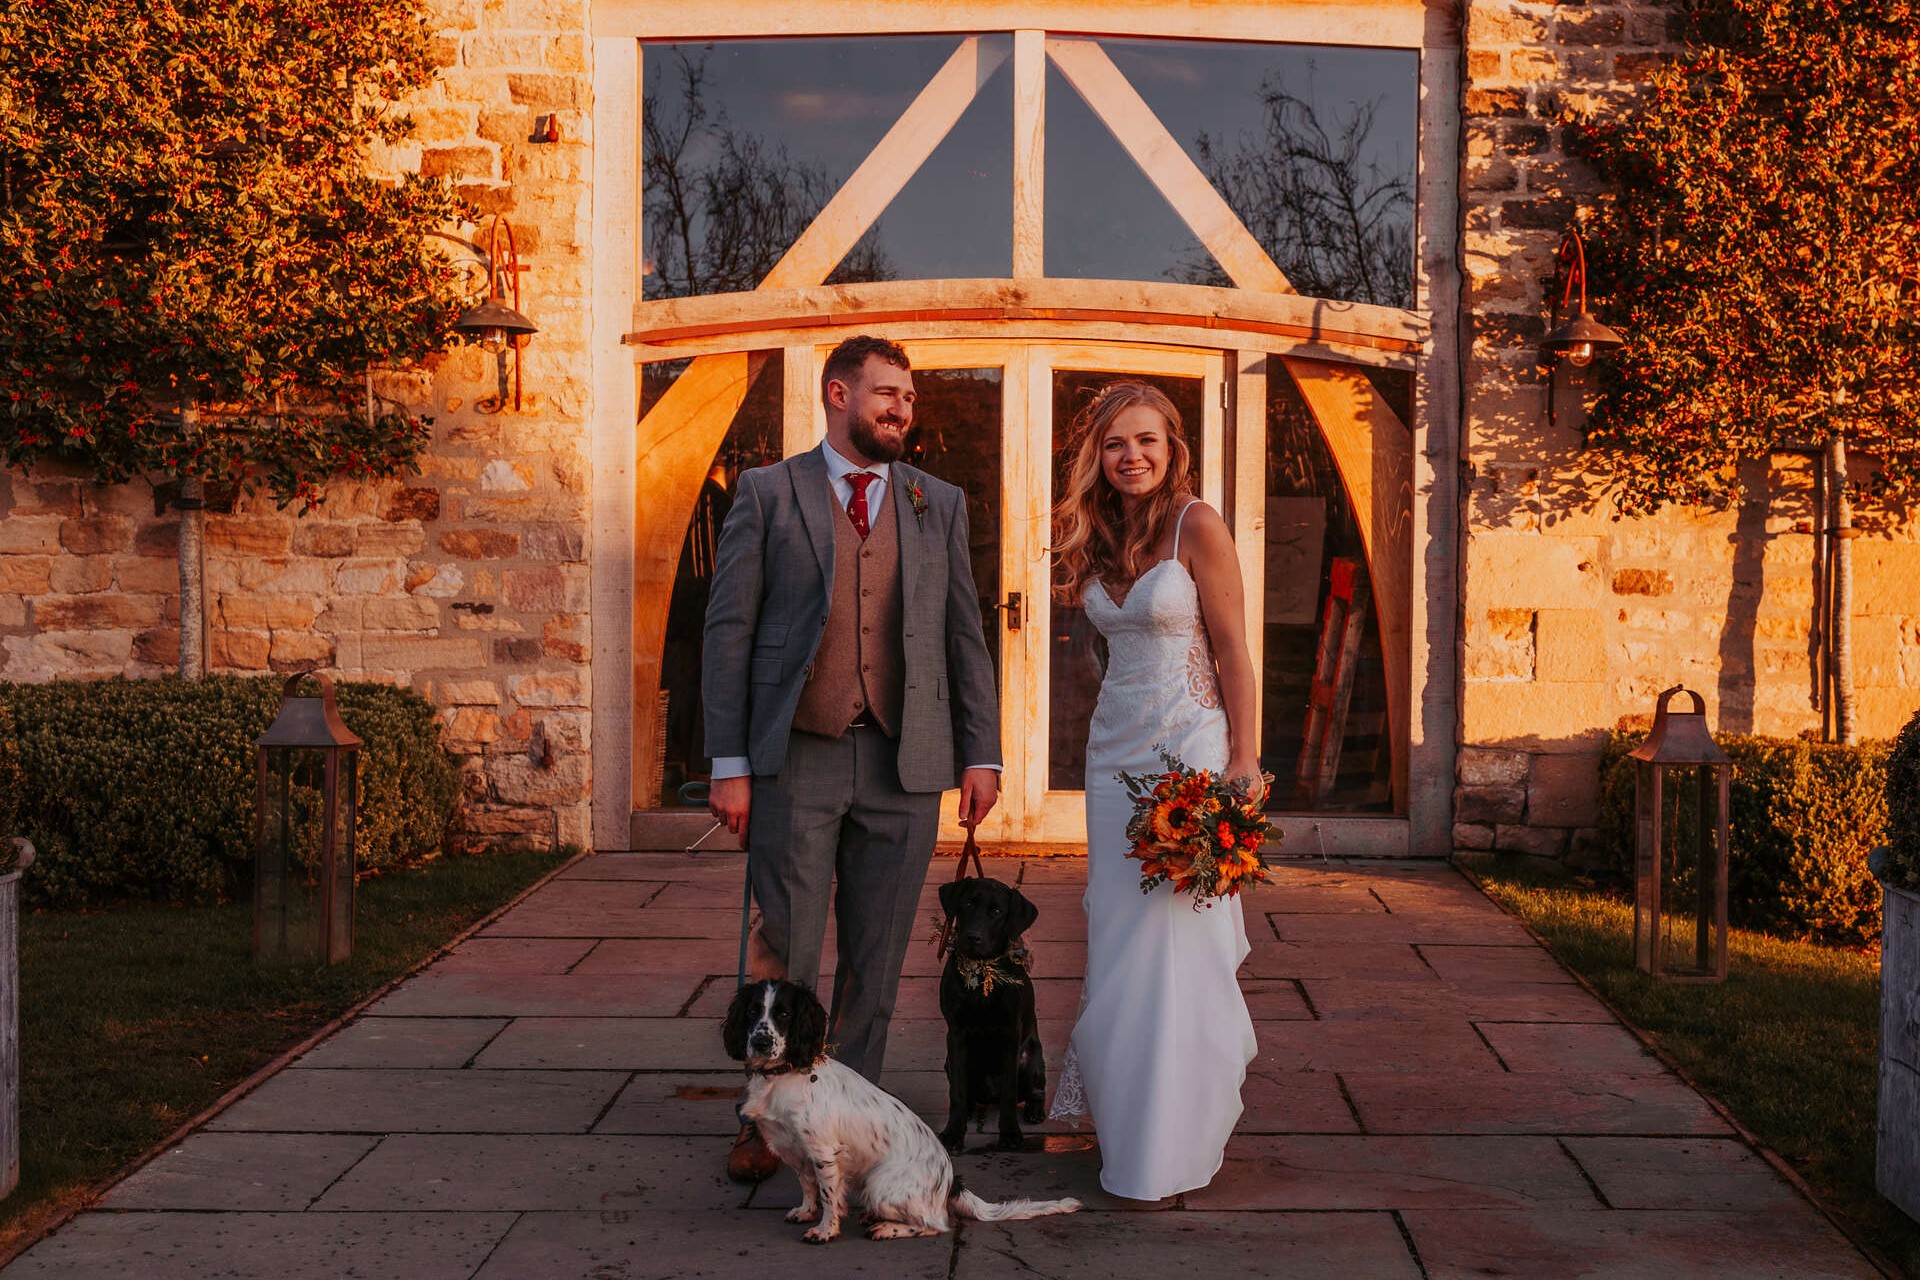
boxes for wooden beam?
[761,36,1009,291]
[591,36,642,842]
[1012,30,1045,279]
[1279,355,1413,810]
[630,278,1426,352]
[631,353,755,811]
[594,0,1428,49]
[1046,37,1291,294]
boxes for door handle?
[994,591,1022,631]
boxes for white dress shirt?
[709,441,999,783]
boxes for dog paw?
[994,1131,1026,1152]
[1022,1102,1045,1124]
[801,1225,838,1245]
[938,1128,966,1154]
[867,1221,932,1240]
[785,1206,820,1224]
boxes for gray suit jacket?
[701,446,1002,792]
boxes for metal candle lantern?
[254,672,362,965]
[1629,686,1731,982]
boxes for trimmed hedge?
[0,704,20,858]
[0,676,461,908]
[1597,730,1888,946]
[1886,709,1920,895]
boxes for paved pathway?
[3,855,1882,1278]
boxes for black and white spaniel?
[722,979,1082,1243]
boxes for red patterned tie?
[846,472,875,540]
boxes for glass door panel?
[1022,345,1225,843]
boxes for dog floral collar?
[955,939,1032,996]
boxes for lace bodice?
[1081,555,1226,777]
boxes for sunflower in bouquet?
[1116,747,1281,904]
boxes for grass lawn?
[0,847,569,1254]
[1461,853,1920,1278]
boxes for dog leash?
[679,796,751,991]
[933,821,987,962]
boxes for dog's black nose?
[749,1032,775,1054]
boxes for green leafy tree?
[0,0,470,672]
[1571,0,1920,740]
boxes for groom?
[702,334,1002,1181]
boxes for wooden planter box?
[0,839,29,1201]
[1883,879,1920,1223]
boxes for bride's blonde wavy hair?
[1052,380,1193,605]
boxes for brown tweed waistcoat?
[790,483,905,738]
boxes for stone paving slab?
[1477,1021,1666,1075]
[591,1073,750,1135]
[294,1017,506,1069]
[427,936,597,973]
[475,1016,736,1071]
[1303,977,1617,1022]
[1419,942,1582,985]
[1241,941,1432,981]
[1268,910,1538,945]
[206,1068,628,1133]
[957,1210,1422,1278]
[313,1134,745,1212]
[1342,1070,1735,1136]
[1560,1137,1805,1211]
[1,1213,515,1280]
[369,969,700,1017]
[1181,1135,1600,1211]
[569,937,774,975]
[100,1133,378,1211]
[1401,1208,1880,1279]
[1254,1017,1504,1073]
[471,1209,953,1279]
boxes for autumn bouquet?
[1116,748,1281,904]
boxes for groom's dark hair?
[821,335,911,402]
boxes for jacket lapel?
[895,463,922,614]
[791,447,836,583]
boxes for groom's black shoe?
[728,1121,778,1183]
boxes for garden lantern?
[1629,685,1730,982]
[254,672,362,965]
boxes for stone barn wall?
[0,0,599,853]
[1457,0,1920,862]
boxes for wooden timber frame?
[588,0,1462,856]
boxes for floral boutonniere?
[905,479,927,528]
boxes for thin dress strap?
[1171,498,1202,561]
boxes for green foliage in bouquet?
[0,0,473,509]
[0,675,461,907]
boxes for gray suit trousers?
[748,725,940,1083]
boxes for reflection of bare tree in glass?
[643,50,895,299]
[1174,78,1412,308]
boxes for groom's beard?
[848,409,909,463]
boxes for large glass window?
[1053,39,1417,304]
[1260,363,1406,813]
[641,37,1012,298]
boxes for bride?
[1047,380,1260,1201]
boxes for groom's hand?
[957,767,999,826]
[710,775,752,837]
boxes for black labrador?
[936,877,1046,1152]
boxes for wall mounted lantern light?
[1542,224,1624,434]
[451,215,537,413]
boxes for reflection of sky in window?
[1081,39,1418,304]
[642,37,1009,295]
[640,36,1416,306]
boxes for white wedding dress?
[1049,501,1257,1201]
